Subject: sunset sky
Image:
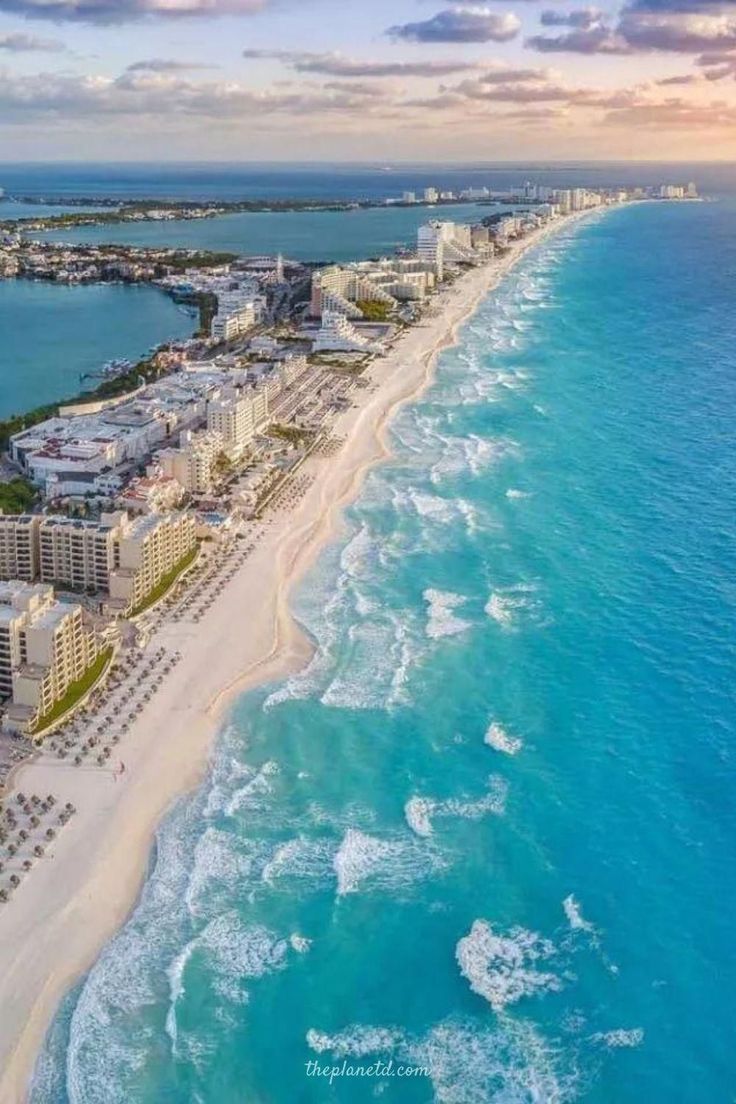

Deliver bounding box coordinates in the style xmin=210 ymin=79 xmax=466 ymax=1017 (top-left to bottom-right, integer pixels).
xmin=1 ymin=0 xmax=735 ymax=160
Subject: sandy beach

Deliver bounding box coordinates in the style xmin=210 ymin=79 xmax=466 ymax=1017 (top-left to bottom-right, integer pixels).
xmin=0 ymin=209 xmax=595 ymax=1102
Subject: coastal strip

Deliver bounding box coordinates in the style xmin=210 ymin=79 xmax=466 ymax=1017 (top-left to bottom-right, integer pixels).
xmin=0 ymin=207 xmax=597 ymax=1103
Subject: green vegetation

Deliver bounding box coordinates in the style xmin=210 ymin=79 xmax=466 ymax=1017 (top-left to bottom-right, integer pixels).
xmin=32 ymin=647 xmax=113 ymax=736
xmin=356 ymin=299 xmax=391 ymax=322
xmin=0 ymin=476 xmax=38 ymax=514
xmin=129 ymin=545 xmax=198 ymax=618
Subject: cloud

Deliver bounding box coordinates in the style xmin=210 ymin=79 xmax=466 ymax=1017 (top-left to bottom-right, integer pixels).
xmin=387 ymin=6 xmax=521 ymax=43
xmin=0 ymin=0 xmax=267 ymax=23
xmin=528 ymin=25 xmax=633 ymax=51
xmin=127 ymin=57 xmax=217 ymax=71
xmin=696 ymin=49 xmax=736 ymax=77
xmin=0 ymin=30 xmax=65 ymax=49
xmin=466 ymin=63 xmax=555 ymax=82
xmin=656 ymin=71 xmax=700 ymax=83
xmin=322 ymin=79 xmax=394 ymax=97
xmin=618 ymin=6 xmax=736 ymax=52
xmin=0 ymin=67 xmax=397 ymax=123
xmin=530 ymin=0 xmax=736 ymax=54
xmin=529 ymin=8 xmax=634 ymax=52
xmin=604 ymin=95 xmax=736 ymax=126
xmin=242 ymin=49 xmax=481 ymax=77
xmin=540 ymin=7 xmax=602 ymax=28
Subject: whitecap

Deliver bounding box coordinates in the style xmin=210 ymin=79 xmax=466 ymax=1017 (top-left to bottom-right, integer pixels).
xmin=591 ymin=1028 xmax=644 ymax=1049
xmin=262 ymin=836 xmax=334 ymax=886
xmin=485 ymin=583 xmax=542 ymax=631
xmin=332 ymin=827 xmax=440 ymax=897
xmin=424 ymin=588 xmax=471 ymax=640
xmin=199 ymin=913 xmax=288 ymax=1005
xmin=289 ymin=933 xmax=312 ymax=954
xmin=562 ymin=894 xmax=594 ymax=933
xmin=306 ymin=1025 xmax=404 ymax=1058
xmin=455 ymin=920 xmax=561 ymax=1011
xmin=484 ymin=722 xmax=523 ymax=756
xmin=404 ymin=777 xmax=508 ymax=837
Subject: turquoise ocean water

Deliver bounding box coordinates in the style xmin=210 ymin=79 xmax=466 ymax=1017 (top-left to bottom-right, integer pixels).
xmin=30 ymin=198 xmax=736 ymax=1102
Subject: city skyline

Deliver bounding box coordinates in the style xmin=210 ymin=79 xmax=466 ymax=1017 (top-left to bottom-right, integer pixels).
xmin=1 ymin=0 xmax=735 ymax=160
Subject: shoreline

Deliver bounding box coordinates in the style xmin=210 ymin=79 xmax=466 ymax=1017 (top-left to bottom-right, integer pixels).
xmin=0 ymin=206 xmax=600 ymax=1103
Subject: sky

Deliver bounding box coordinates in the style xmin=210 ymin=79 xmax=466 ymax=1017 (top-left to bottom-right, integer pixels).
xmin=0 ymin=0 xmax=735 ymax=160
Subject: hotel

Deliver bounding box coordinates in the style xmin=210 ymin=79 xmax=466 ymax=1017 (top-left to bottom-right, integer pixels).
xmin=0 ymin=510 xmax=197 ymax=616
xmin=0 ymin=581 xmax=99 ymax=733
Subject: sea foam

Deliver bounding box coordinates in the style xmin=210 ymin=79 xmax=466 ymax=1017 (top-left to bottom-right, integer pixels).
xmin=424 ymin=588 xmax=471 ymax=640
xmin=484 ymin=722 xmax=523 ymax=756
xmin=404 ymin=776 xmax=508 ymax=838
xmin=332 ymin=827 xmax=439 ymax=896
xmin=455 ymin=920 xmax=561 ymax=1011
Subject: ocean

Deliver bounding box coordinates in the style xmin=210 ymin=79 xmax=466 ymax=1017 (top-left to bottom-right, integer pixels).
xmin=28 ymin=192 xmax=736 ymax=1102
xmin=2 ymin=160 xmax=735 ymax=203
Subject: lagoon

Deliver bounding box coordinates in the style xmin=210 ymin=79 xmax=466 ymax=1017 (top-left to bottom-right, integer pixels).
xmin=33 ymin=202 xmax=488 ymax=262
xmin=0 ymin=280 xmax=194 ymax=419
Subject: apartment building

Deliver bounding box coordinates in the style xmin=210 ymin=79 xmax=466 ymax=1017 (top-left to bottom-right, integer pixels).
xmin=0 ymin=581 xmax=99 ymax=732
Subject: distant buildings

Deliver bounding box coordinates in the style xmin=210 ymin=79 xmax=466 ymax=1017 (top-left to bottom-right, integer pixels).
xmin=423 ymin=187 xmax=439 ymax=204
xmin=0 ymin=581 xmax=100 ymax=733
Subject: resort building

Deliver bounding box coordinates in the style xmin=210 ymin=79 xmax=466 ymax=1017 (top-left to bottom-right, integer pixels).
xmin=0 ymin=581 xmax=99 ymax=733
xmin=38 ymin=516 xmax=118 ymax=594
xmin=313 ymin=310 xmax=381 ymax=353
xmin=119 ymin=474 xmax=186 ymax=515
xmin=0 ymin=515 xmax=40 ymax=582
xmin=106 ymin=511 xmax=197 ymax=615
xmin=417 ymin=224 xmax=446 ymax=279
xmin=0 ymin=510 xmax=197 ymax=617
xmin=206 ymin=389 xmax=269 ymax=459
xmin=159 ymin=430 xmax=224 ymax=495
xmin=310 ymin=265 xmax=396 ymax=318
xmin=211 ymin=299 xmax=258 ymax=342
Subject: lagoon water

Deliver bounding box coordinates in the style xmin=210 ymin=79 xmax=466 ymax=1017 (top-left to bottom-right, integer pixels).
xmin=30 ymin=197 xmax=736 ymax=1103
xmin=0 ymin=281 xmax=194 ymax=418
xmin=32 ymin=202 xmax=488 ymax=263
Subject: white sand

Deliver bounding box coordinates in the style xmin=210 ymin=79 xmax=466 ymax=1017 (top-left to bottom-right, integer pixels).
xmin=0 ymin=210 xmax=594 ymax=1102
